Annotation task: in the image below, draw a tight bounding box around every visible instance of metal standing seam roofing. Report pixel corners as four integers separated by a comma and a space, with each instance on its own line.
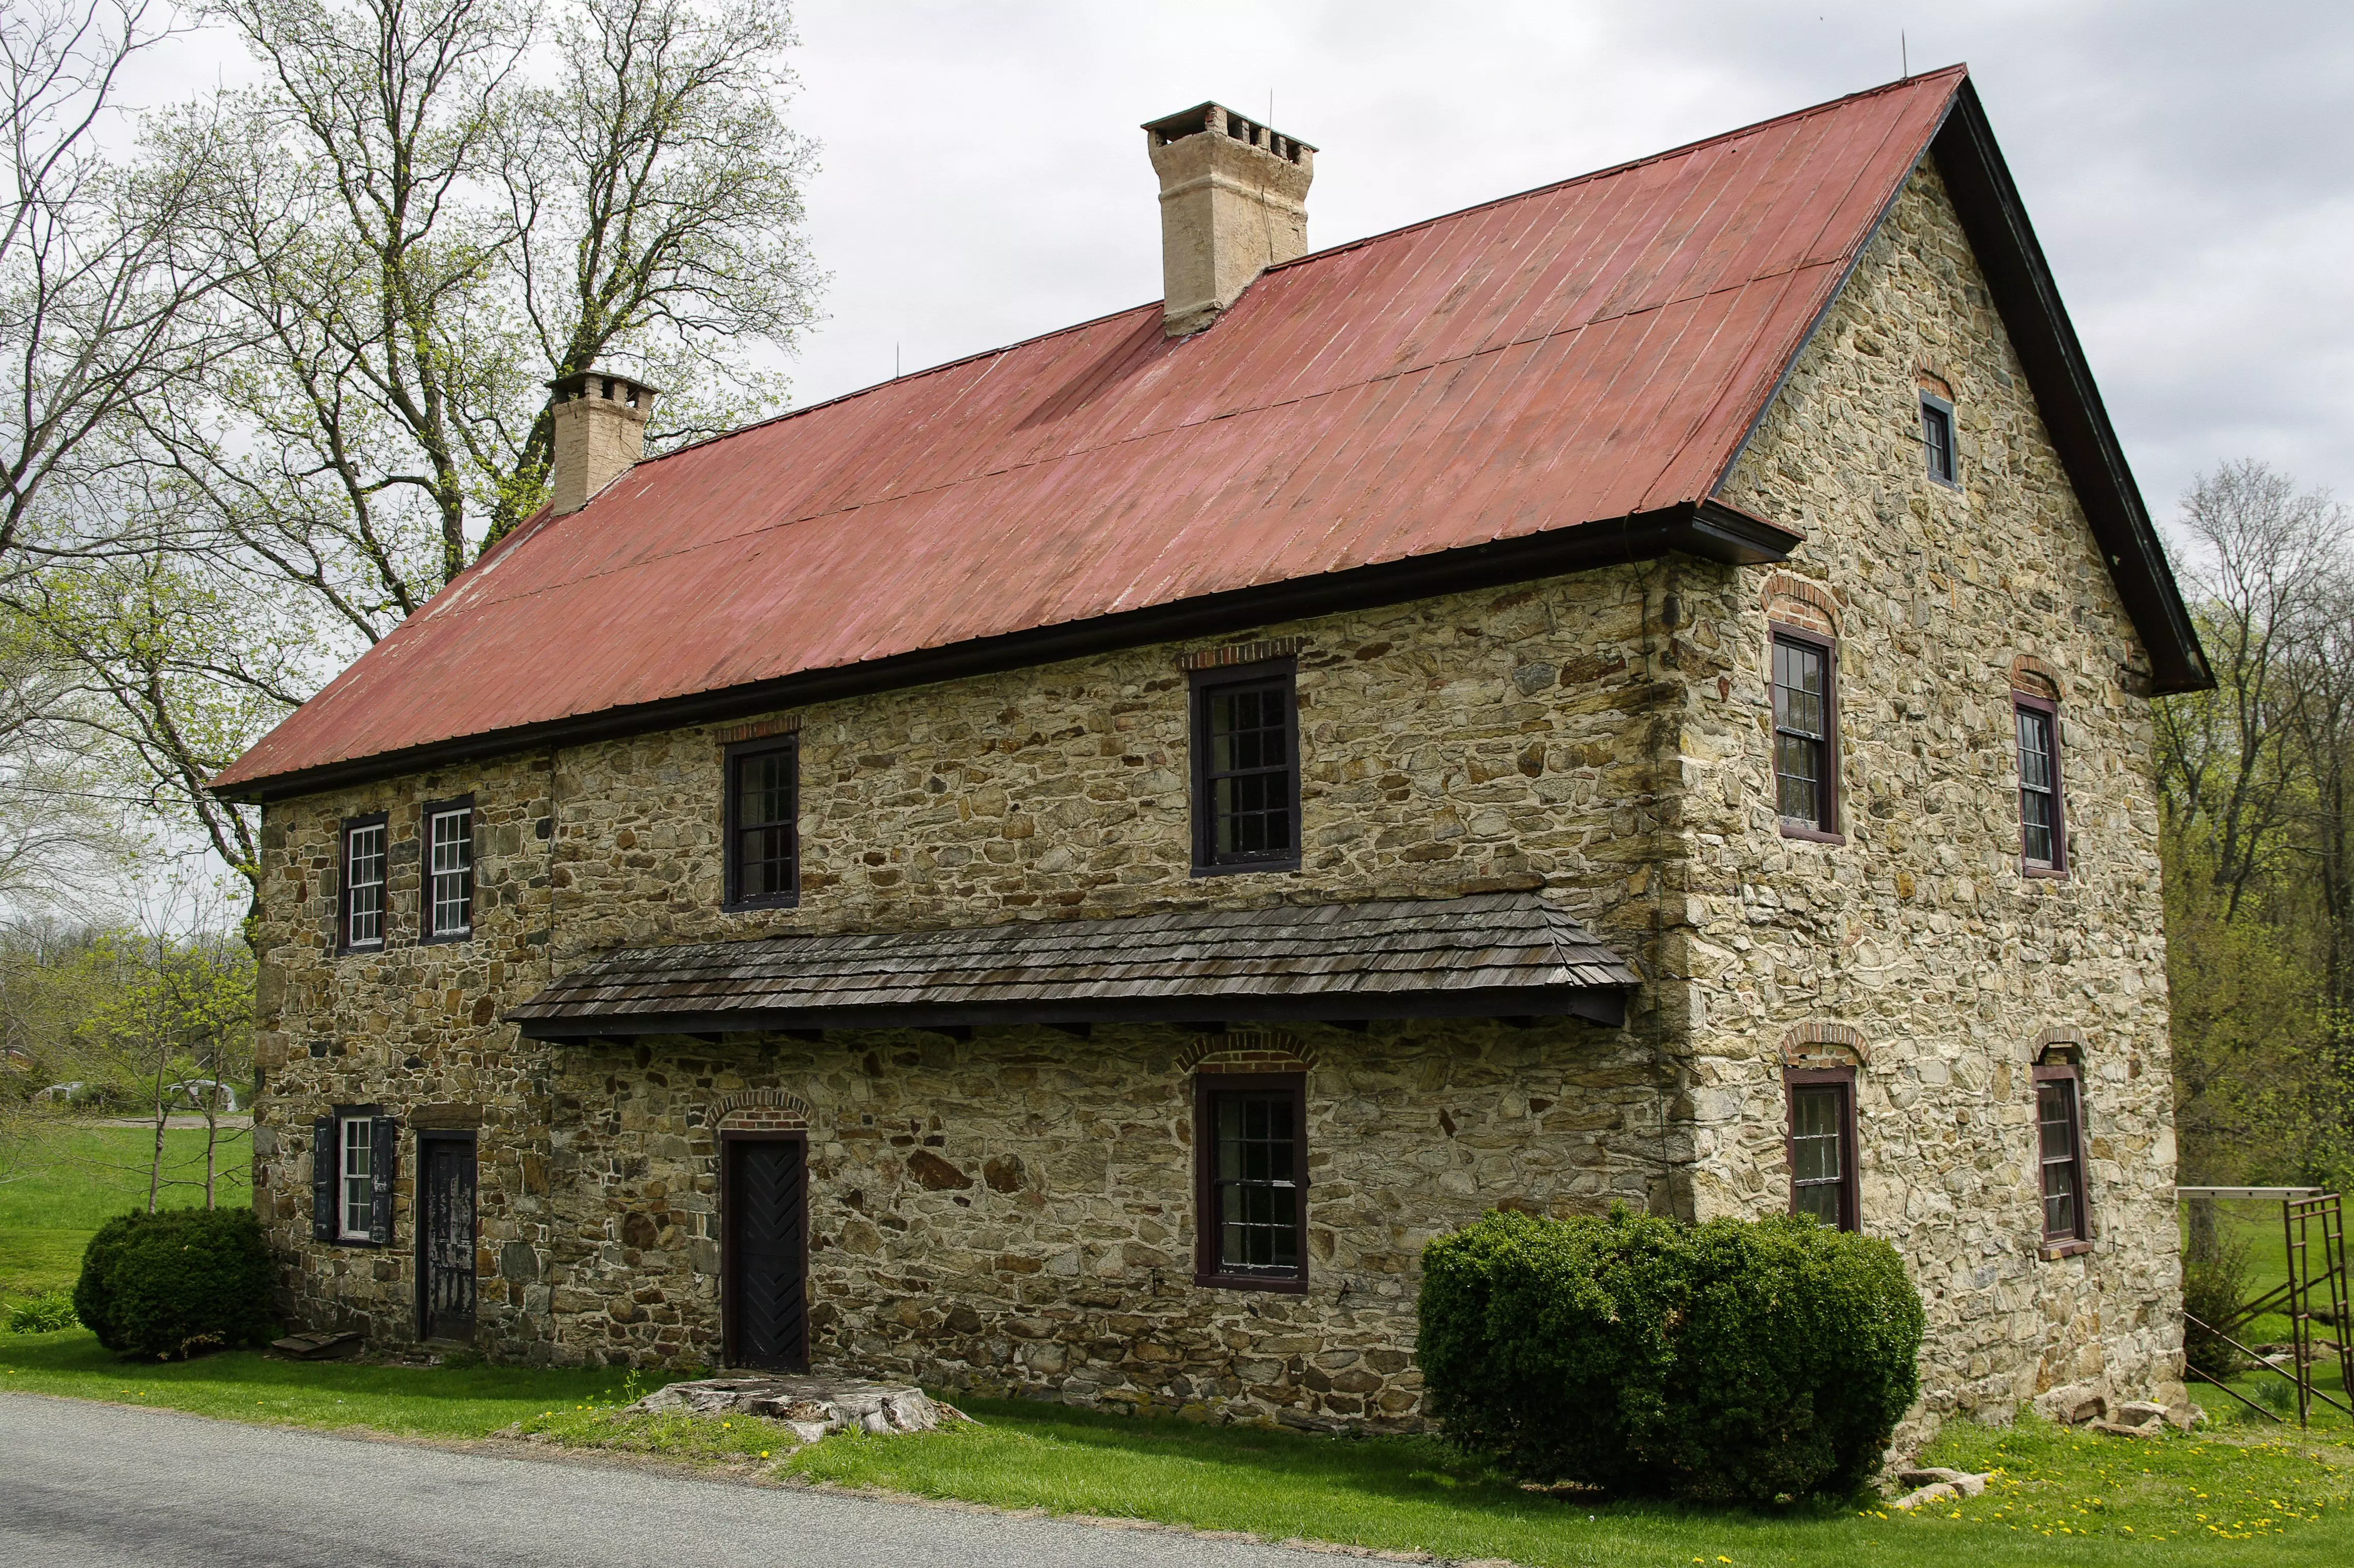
218, 69, 1995, 796
502, 890, 1643, 1035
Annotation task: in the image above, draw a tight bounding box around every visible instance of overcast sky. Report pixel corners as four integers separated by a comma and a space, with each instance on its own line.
135, 0, 2354, 526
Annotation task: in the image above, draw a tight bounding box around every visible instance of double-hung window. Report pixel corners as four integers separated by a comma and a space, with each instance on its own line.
341, 1117, 375, 1240
1786, 1069, 1858, 1231
341, 814, 388, 950
2035, 1065, 2091, 1248
1771, 629, 1837, 837
1194, 1073, 1308, 1289
2015, 695, 2065, 874
1921, 394, 1958, 486
424, 797, 473, 941
724, 736, 798, 908
312, 1106, 393, 1246
1191, 661, 1301, 874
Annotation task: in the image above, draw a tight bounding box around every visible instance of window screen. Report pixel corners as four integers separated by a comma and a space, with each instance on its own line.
2017, 702, 2062, 869
728, 740, 797, 905
1772, 634, 1833, 830
428, 806, 472, 937
1193, 667, 1300, 871
344, 820, 386, 948
1196, 1075, 1307, 1286
340, 1117, 374, 1240
2038, 1073, 2088, 1243
1788, 1079, 1854, 1230
1922, 397, 1956, 484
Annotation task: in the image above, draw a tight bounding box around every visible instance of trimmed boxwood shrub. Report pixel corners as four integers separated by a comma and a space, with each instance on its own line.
1419, 1206, 1923, 1504
73, 1207, 277, 1359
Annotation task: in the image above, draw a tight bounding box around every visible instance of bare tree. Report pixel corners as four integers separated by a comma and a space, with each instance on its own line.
2156, 460, 2350, 916
0, 0, 233, 579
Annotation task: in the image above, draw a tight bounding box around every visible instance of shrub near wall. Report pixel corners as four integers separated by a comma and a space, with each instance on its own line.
73, 1208, 277, 1360
1419, 1207, 1924, 1504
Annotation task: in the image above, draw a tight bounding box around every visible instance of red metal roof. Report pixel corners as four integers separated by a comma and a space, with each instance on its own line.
216, 68, 1968, 796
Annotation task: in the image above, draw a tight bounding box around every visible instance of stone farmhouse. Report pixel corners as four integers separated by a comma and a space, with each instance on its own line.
215, 66, 2209, 1435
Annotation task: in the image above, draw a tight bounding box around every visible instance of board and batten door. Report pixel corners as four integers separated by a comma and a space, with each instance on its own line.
416, 1131, 477, 1343
722, 1132, 808, 1371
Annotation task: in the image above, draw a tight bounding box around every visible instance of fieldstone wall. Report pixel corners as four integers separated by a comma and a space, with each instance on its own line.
1671, 155, 2183, 1430
538, 1018, 1647, 1426
247, 565, 1686, 1393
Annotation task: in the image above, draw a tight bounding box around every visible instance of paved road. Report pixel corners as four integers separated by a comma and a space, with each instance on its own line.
1, 1394, 1320, 1568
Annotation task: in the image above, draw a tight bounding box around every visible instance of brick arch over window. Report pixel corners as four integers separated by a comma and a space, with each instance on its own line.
1760, 572, 1842, 637
1779, 1020, 1871, 1069
1176, 1030, 1320, 1075
2032, 1025, 2089, 1065
707, 1088, 809, 1132
1916, 364, 1956, 399
2010, 655, 2064, 700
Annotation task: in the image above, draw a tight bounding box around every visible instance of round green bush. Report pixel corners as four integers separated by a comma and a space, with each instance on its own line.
1419, 1206, 1924, 1504
73, 1207, 277, 1359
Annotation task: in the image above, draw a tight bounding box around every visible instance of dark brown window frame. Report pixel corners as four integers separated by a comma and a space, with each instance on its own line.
1189, 658, 1304, 876
420, 794, 475, 945
1769, 623, 1842, 843
1193, 1071, 1309, 1293
718, 1128, 811, 1370
2033, 1062, 2093, 1254
2013, 691, 2068, 878
338, 811, 390, 953
1921, 392, 1960, 488
1783, 1066, 1860, 1232
722, 735, 800, 911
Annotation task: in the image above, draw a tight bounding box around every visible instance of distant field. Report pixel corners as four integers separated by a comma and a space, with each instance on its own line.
0, 1122, 253, 1303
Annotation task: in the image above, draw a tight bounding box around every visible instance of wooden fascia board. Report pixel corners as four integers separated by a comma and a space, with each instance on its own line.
507, 983, 1632, 1039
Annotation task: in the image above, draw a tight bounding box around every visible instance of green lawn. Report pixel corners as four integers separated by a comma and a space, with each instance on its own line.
0, 1325, 676, 1436
0, 1122, 251, 1302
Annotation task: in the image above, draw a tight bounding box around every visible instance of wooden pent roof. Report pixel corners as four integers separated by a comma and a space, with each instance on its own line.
505, 891, 1643, 1037
214, 66, 2206, 802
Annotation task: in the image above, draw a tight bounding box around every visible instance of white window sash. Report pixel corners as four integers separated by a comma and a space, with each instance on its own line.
428, 809, 471, 936
340, 1118, 374, 1240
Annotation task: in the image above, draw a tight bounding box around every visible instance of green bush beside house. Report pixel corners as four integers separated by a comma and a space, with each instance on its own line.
1418, 1207, 1924, 1504
73, 1207, 277, 1360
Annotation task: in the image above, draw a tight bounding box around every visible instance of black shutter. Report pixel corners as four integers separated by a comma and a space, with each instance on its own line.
369, 1115, 397, 1244
311, 1115, 336, 1241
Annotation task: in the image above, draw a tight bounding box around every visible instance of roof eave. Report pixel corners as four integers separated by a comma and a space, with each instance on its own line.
212, 498, 1798, 803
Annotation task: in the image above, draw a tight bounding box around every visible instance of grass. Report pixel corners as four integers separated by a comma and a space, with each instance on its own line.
0, 1325, 685, 1437
0, 1122, 251, 1303
506, 1391, 2354, 1568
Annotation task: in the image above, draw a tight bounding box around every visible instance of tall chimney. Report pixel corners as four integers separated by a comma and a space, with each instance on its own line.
1144, 103, 1315, 337
547, 369, 659, 515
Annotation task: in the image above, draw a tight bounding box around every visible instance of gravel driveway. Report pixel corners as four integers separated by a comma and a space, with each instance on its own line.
0, 1393, 1326, 1567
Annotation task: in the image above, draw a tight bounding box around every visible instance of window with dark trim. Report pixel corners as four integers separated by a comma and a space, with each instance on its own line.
423, 796, 473, 941
1771, 627, 1837, 837
341, 813, 388, 951
2015, 694, 2066, 874
310, 1104, 394, 1247
2035, 1064, 2091, 1246
724, 736, 799, 909
1785, 1068, 1858, 1231
1190, 661, 1301, 874
1194, 1072, 1308, 1290
1921, 394, 1958, 486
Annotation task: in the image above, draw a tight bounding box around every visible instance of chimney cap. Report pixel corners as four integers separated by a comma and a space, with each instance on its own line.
547, 368, 663, 401
1142, 100, 1316, 162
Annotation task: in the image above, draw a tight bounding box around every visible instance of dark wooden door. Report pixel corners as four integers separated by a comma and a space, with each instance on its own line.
418, 1134, 477, 1342
724, 1135, 807, 1371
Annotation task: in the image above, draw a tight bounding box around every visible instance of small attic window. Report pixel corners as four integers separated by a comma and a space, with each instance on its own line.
1921, 395, 1958, 487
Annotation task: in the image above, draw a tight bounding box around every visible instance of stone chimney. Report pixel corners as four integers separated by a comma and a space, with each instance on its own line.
1144, 103, 1316, 337
547, 369, 659, 515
